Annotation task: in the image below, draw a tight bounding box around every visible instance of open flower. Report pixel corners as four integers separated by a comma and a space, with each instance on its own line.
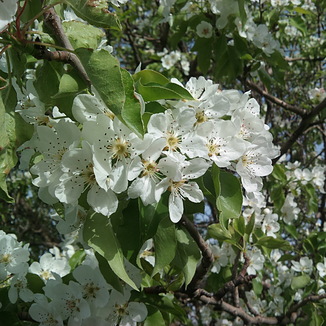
0, 0, 18, 31
291, 257, 313, 274
155, 154, 210, 223
196, 21, 213, 38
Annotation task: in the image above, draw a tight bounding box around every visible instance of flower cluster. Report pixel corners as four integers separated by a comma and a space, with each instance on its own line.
0, 231, 147, 326
18, 75, 278, 225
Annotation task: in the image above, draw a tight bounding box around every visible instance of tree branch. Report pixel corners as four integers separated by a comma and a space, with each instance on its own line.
179, 215, 214, 292
246, 80, 306, 116
273, 97, 326, 163
42, 7, 91, 88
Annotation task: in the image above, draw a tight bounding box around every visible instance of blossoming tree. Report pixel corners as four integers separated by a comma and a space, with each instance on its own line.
0, 0, 325, 325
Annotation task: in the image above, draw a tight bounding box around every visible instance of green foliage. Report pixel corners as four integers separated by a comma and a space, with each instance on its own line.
83, 212, 138, 290
61, 0, 122, 29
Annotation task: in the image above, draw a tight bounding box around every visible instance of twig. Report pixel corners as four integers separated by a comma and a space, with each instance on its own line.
42, 8, 91, 88
214, 254, 255, 301
246, 80, 306, 116
273, 97, 326, 163
285, 56, 325, 62
287, 293, 326, 317
179, 215, 214, 292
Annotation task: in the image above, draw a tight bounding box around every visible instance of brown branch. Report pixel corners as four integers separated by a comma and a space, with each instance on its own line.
219, 301, 280, 325
179, 215, 214, 292
246, 80, 306, 116
273, 97, 326, 163
215, 254, 255, 301
42, 7, 91, 88
124, 20, 142, 67
287, 293, 326, 317
285, 56, 325, 62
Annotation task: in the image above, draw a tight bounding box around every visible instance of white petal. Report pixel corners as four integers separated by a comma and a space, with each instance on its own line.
169, 194, 184, 223
88, 186, 118, 216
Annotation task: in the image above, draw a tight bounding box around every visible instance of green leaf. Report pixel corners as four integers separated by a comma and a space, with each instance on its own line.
252, 278, 263, 295
20, 0, 42, 23
56, 71, 87, 97
173, 228, 201, 287
63, 0, 121, 29
271, 164, 287, 183
245, 214, 255, 236
213, 166, 243, 220
120, 69, 144, 137
26, 273, 44, 294
135, 81, 193, 101
83, 212, 138, 290
290, 16, 307, 36
0, 312, 20, 326
152, 216, 177, 276
309, 313, 324, 326
166, 273, 185, 292
214, 36, 243, 82
133, 70, 193, 101
112, 199, 142, 263
0, 86, 18, 203
198, 173, 216, 205
207, 223, 232, 241
138, 195, 169, 242
284, 224, 298, 240
141, 293, 187, 322
255, 236, 292, 250
258, 68, 274, 91
76, 48, 125, 116
233, 216, 246, 236
303, 183, 318, 214
95, 252, 123, 293
7, 48, 27, 86
144, 309, 166, 326
270, 184, 285, 210
69, 249, 86, 270
192, 38, 213, 74
133, 69, 170, 85
34, 61, 61, 104
145, 101, 166, 114
237, 0, 247, 26
63, 20, 105, 49
293, 7, 315, 15
291, 274, 311, 290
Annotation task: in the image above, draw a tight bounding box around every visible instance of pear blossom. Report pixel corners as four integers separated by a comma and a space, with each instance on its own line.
261, 210, 280, 238
146, 107, 207, 159
196, 21, 213, 38
210, 243, 228, 273
245, 289, 268, 314
317, 258, 326, 277
197, 120, 247, 167
236, 144, 274, 193
105, 289, 147, 326
29, 252, 70, 282
291, 257, 313, 274
30, 119, 81, 191
155, 154, 210, 223
43, 278, 91, 323
82, 115, 148, 194
72, 93, 114, 124
8, 273, 34, 303
72, 264, 110, 307
281, 193, 300, 224
246, 248, 265, 275
0, 0, 18, 31
0, 232, 30, 280
29, 294, 64, 326
127, 148, 163, 205
54, 142, 118, 216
